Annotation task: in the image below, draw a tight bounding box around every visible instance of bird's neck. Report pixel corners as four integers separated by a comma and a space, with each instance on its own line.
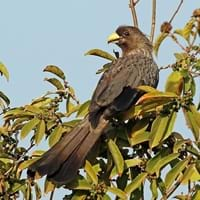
123, 48, 152, 58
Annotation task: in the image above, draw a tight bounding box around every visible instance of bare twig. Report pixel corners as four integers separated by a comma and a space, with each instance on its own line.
129, 0, 139, 27
169, 33, 188, 52
169, 0, 184, 24
159, 64, 172, 71
150, 0, 157, 42
50, 190, 55, 200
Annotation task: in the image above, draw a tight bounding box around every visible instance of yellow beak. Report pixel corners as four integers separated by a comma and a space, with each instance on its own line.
107, 32, 120, 43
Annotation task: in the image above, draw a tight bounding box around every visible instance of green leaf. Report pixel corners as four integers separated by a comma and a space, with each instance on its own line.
174, 19, 195, 42
183, 105, 200, 141
102, 194, 112, 200
165, 71, 183, 95
174, 53, 188, 61
153, 33, 168, 56
48, 125, 64, 147
43, 65, 66, 80
34, 183, 42, 199
9, 180, 26, 194
137, 85, 159, 93
184, 75, 196, 97
192, 185, 200, 200
44, 78, 64, 90
66, 177, 92, 190
124, 172, 147, 194
71, 191, 87, 200
0, 91, 10, 106
181, 164, 200, 184
128, 118, 149, 146
31, 97, 52, 107
18, 158, 40, 172
164, 158, 189, 189
150, 179, 158, 200
96, 63, 112, 74
76, 100, 90, 118
20, 118, 40, 139
25, 105, 43, 114
85, 49, 116, 61
107, 186, 127, 199
44, 178, 55, 194
146, 149, 179, 175
35, 120, 46, 144
149, 115, 169, 148
0, 62, 9, 81
108, 139, 124, 176
110, 158, 142, 178
137, 91, 177, 105
0, 157, 13, 164
84, 160, 98, 185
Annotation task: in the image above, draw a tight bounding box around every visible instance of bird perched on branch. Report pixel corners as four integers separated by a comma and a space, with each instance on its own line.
29, 26, 159, 185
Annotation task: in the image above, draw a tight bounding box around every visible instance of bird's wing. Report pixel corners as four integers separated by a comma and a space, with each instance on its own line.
90, 54, 158, 110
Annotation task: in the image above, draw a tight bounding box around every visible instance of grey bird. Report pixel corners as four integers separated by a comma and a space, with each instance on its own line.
29, 26, 159, 185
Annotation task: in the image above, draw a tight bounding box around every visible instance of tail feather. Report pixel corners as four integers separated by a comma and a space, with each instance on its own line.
30, 118, 90, 176
29, 116, 108, 184
48, 126, 101, 184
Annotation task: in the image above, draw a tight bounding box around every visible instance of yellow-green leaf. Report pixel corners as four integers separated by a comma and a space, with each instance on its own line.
84, 160, 98, 185
149, 112, 176, 148
165, 158, 189, 189
20, 118, 40, 139
107, 186, 127, 199
44, 178, 55, 194
85, 49, 116, 61
25, 105, 43, 114
0, 62, 9, 81
128, 118, 149, 146
137, 85, 159, 93
181, 164, 200, 184
124, 172, 148, 194
35, 120, 46, 144
150, 179, 158, 200
149, 115, 169, 148
66, 177, 92, 190
108, 139, 124, 176
18, 158, 40, 172
165, 71, 183, 95
76, 100, 90, 118
153, 33, 168, 56
0, 91, 10, 106
48, 125, 64, 147
137, 91, 177, 105
183, 105, 200, 141
44, 78, 64, 90
43, 65, 66, 80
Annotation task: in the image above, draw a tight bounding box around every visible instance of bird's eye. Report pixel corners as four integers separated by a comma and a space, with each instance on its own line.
123, 31, 129, 37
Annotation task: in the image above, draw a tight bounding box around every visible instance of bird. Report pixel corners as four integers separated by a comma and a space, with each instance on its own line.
29, 26, 159, 185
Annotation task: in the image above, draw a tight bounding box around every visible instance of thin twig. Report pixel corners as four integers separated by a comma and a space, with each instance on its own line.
150, 0, 157, 42
169, 0, 184, 24
129, 0, 139, 27
50, 190, 55, 200
169, 33, 188, 52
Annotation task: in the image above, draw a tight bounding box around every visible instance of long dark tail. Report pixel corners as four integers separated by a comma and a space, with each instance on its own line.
29, 116, 107, 185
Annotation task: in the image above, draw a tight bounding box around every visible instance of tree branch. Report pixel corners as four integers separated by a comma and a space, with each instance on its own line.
129, 0, 139, 27
150, 0, 157, 42
169, 0, 184, 24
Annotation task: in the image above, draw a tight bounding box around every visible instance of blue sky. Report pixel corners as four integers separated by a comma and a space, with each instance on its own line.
0, 0, 199, 199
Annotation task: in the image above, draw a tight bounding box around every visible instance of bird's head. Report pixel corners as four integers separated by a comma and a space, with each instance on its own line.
107, 26, 152, 56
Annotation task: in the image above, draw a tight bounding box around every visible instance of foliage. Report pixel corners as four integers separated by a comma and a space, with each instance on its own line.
0, 5, 200, 200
